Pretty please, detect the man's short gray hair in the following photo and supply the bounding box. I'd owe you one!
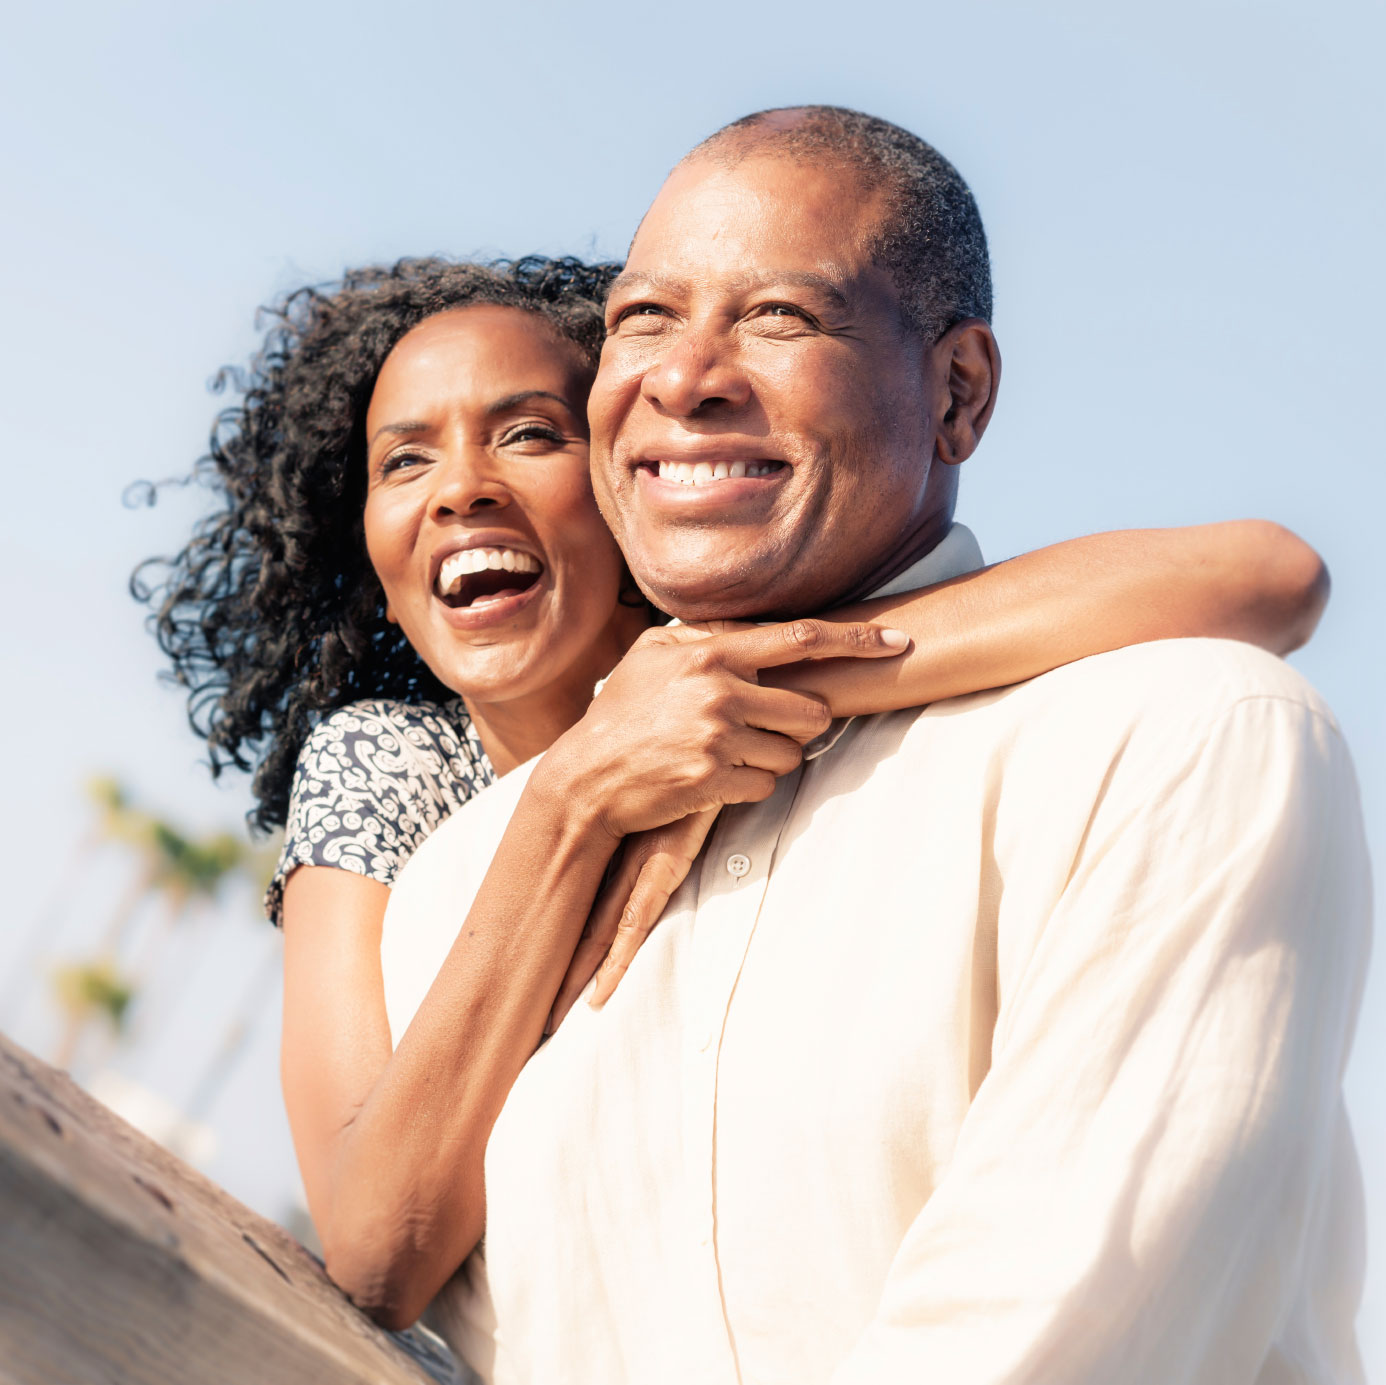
[689,105,992,341]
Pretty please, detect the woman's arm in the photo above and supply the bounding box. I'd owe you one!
[774,521,1327,715]
[279,619,905,1330]
[281,767,628,1330]
[556,522,1328,1018]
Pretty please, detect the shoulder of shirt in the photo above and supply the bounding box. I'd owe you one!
[988,637,1339,739]
[891,638,1337,756]
[297,697,470,759]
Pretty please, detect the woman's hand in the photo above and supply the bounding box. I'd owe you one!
[548,808,719,1031]
[536,618,909,842]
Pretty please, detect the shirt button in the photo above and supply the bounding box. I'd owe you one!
[726,852,751,878]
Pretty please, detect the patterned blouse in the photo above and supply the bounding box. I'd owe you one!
[265,698,496,926]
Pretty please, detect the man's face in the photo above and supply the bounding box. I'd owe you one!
[589,152,947,620]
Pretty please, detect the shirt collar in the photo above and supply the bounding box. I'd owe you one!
[803,521,985,760]
[868,521,985,600]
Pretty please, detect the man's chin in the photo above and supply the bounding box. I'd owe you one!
[627,544,807,622]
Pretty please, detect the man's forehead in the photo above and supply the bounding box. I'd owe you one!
[624,152,886,284]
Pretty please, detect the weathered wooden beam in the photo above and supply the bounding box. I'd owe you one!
[0,1030,458,1384]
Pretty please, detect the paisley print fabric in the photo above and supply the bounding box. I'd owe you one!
[266,697,495,926]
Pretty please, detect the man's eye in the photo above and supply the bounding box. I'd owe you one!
[613,303,668,327]
[759,303,805,319]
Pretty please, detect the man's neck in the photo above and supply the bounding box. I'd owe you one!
[831,506,956,608]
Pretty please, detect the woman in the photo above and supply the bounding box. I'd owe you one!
[141,254,1326,1337]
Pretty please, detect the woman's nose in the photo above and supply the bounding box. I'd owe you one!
[429,451,512,519]
[640,330,751,417]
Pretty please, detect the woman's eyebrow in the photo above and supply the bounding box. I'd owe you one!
[367,392,574,448]
[484,390,575,416]
[368,420,429,447]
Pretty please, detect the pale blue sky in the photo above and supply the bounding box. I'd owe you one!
[1,0,1382,1369]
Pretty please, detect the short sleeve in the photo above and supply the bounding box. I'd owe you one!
[265,698,495,926]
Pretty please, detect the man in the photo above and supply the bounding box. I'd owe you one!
[395,107,1370,1382]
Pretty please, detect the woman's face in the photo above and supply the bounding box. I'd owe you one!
[363,305,636,708]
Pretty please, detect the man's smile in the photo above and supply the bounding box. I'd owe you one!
[632,456,792,516]
[653,459,785,484]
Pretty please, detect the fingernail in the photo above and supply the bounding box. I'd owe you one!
[880,628,909,649]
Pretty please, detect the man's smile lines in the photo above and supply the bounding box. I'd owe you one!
[656,460,785,485]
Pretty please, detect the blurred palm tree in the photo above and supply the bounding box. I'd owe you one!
[1,777,142,1030]
[52,958,137,1043]
[46,777,270,1074]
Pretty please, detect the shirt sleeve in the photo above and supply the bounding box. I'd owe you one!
[265,701,482,926]
[830,693,1372,1385]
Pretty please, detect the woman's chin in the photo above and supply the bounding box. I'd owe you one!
[429,631,576,709]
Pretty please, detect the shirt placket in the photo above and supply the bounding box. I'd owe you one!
[681,769,803,1382]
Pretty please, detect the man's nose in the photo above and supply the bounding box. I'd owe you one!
[640,329,751,417]
[430,450,512,519]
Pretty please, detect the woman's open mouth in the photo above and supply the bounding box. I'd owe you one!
[436,547,544,610]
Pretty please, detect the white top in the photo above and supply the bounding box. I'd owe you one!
[383,529,1371,1385]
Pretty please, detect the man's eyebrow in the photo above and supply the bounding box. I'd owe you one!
[607,268,851,312]
[755,271,851,312]
[605,270,671,301]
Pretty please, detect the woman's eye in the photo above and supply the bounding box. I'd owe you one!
[379,450,427,476]
[503,424,566,447]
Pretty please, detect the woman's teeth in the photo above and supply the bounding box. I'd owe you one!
[656,460,781,485]
[437,547,541,597]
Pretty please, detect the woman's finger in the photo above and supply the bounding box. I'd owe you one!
[548,849,641,1032]
[680,618,759,638]
[712,619,910,676]
[588,859,686,1008]
[590,810,718,1009]
[735,683,834,744]
[726,727,806,778]
[714,765,780,807]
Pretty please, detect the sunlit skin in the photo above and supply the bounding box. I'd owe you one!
[363,305,648,771]
[286,270,1328,1334]
[589,147,998,621]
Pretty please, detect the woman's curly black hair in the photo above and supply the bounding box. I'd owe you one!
[134,254,622,834]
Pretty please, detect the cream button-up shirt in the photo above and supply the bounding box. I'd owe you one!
[384,526,1371,1385]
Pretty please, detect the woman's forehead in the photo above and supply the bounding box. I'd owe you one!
[368,306,590,424]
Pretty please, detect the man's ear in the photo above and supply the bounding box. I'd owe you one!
[932,319,1001,466]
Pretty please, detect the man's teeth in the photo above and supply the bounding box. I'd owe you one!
[656,460,779,485]
[437,547,541,596]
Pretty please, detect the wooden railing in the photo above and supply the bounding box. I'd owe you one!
[0,1031,465,1383]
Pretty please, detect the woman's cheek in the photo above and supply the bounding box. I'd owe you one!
[362,493,416,590]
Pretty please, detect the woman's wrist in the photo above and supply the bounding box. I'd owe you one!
[527,734,625,850]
